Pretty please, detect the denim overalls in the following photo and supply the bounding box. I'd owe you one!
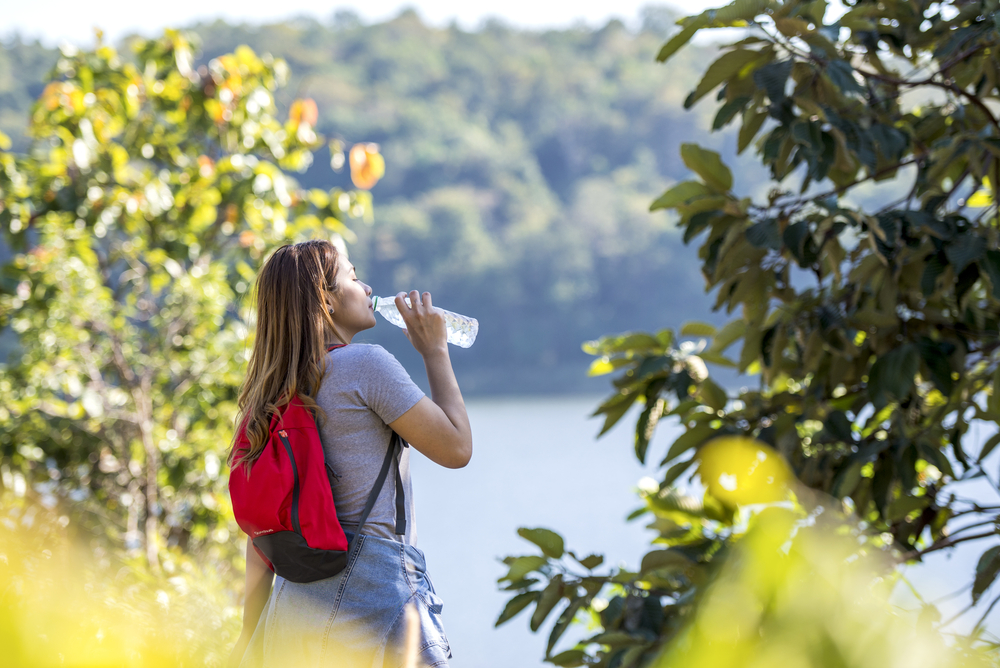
[240,531,451,668]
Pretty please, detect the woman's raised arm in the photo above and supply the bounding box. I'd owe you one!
[388,291,472,469]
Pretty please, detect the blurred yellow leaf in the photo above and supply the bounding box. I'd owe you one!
[588,357,616,376]
[966,189,994,208]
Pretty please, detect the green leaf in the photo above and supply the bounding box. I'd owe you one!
[662,458,697,487]
[518,528,565,559]
[640,549,694,574]
[709,319,747,353]
[547,597,585,655]
[824,411,855,442]
[687,50,762,109]
[635,396,665,464]
[626,506,648,521]
[746,218,781,249]
[699,351,737,368]
[662,422,716,465]
[973,545,1000,604]
[832,461,863,498]
[680,143,733,192]
[921,253,946,297]
[871,458,894,520]
[783,220,817,266]
[649,488,704,516]
[495,591,541,626]
[587,631,647,646]
[583,332,661,356]
[886,494,930,522]
[680,321,717,337]
[826,58,864,95]
[981,251,1000,299]
[697,378,728,411]
[683,210,721,243]
[990,366,1000,417]
[650,181,714,211]
[548,649,587,667]
[531,574,564,631]
[656,15,709,63]
[979,432,1000,463]
[918,337,956,396]
[713,96,751,130]
[594,391,639,436]
[572,553,604,570]
[502,555,549,582]
[868,343,920,409]
[713,0,771,25]
[944,235,986,274]
[753,59,793,103]
[738,106,767,154]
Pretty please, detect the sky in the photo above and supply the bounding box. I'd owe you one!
[3,0,718,46]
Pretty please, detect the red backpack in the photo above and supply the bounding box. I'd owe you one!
[228,345,405,583]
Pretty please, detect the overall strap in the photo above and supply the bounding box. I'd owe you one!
[346,431,404,557]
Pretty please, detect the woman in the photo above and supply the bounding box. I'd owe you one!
[227,239,472,668]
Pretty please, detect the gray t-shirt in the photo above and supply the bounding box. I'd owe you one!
[315,344,425,546]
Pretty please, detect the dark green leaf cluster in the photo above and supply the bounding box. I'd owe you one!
[504,0,1000,662]
[496,511,731,667]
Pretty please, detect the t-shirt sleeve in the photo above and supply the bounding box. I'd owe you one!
[357,345,426,425]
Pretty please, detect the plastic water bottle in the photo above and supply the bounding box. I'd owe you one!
[373,296,479,348]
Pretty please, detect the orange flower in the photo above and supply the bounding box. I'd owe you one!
[349,143,384,190]
[41,83,62,111]
[289,99,318,127]
[198,155,215,178]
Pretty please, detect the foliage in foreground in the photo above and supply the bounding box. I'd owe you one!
[499,0,1000,664]
[0,494,239,666]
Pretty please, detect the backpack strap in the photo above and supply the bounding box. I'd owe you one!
[393,447,406,536]
[346,431,404,558]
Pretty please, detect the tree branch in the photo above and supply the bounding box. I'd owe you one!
[773,155,924,212]
[857,68,1000,133]
[900,530,997,562]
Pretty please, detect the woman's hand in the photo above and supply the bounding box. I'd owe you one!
[395,290,447,358]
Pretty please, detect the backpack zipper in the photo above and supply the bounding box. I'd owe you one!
[276,430,302,535]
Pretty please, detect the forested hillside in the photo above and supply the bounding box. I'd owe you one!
[0,10,766,393]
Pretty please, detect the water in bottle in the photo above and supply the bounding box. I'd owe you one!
[373,296,479,348]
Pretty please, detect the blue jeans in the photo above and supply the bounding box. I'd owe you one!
[240,533,451,667]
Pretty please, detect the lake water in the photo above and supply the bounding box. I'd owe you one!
[411,395,1000,667]
[410,394,666,667]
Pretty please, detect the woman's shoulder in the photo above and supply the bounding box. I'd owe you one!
[327,343,399,367]
[327,343,418,399]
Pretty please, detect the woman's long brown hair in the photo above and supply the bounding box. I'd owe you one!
[228,239,344,475]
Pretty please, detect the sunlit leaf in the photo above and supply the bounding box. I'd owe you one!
[518,528,565,559]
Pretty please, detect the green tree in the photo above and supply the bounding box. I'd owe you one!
[0,30,372,571]
[497,0,1000,664]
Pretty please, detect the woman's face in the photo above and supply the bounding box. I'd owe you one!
[327,260,374,343]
